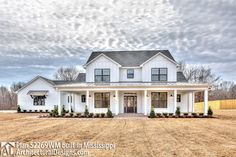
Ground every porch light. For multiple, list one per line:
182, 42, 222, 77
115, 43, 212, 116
89, 95, 91, 97
170, 94, 173, 97
113, 95, 116, 97
146, 94, 149, 97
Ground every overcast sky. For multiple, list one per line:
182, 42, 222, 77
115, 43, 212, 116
0, 0, 235, 85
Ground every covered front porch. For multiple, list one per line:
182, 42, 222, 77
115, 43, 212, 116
56, 85, 209, 116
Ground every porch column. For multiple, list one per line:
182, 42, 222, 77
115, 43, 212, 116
68, 93, 72, 113
192, 92, 195, 113
58, 92, 62, 115
173, 90, 177, 115
115, 90, 119, 115
188, 92, 192, 113
86, 90, 90, 112
144, 90, 147, 115
204, 89, 208, 115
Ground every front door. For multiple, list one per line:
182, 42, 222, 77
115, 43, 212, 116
124, 96, 137, 113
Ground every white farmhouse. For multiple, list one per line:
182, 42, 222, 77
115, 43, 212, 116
17, 50, 209, 115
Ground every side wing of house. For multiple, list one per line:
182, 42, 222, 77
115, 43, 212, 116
17, 77, 59, 112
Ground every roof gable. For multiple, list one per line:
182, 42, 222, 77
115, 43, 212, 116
17, 76, 55, 93
85, 50, 176, 67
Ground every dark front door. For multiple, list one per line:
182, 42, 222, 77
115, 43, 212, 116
124, 96, 137, 113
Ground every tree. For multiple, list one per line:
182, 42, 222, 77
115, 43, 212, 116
54, 66, 80, 81
11, 82, 25, 92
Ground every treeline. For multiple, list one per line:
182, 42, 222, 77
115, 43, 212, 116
0, 82, 25, 110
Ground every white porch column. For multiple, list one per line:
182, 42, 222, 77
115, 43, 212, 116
86, 90, 90, 112
58, 92, 62, 115
192, 92, 195, 113
173, 90, 177, 115
115, 90, 119, 115
188, 92, 192, 113
204, 89, 208, 115
68, 93, 72, 113
144, 90, 147, 115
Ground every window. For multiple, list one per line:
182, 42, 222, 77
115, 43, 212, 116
81, 95, 86, 103
127, 69, 134, 78
151, 92, 167, 108
33, 96, 45, 106
177, 94, 181, 102
95, 69, 110, 82
94, 93, 110, 108
151, 68, 167, 81
67, 95, 72, 103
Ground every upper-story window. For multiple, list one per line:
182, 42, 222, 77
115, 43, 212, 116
151, 68, 168, 81
95, 69, 110, 82
127, 69, 134, 79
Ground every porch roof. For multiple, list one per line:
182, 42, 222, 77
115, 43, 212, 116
55, 82, 209, 90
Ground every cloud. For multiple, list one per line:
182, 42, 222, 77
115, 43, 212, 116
0, 0, 235, 84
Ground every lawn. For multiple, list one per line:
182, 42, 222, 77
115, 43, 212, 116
0, 110, 235, 157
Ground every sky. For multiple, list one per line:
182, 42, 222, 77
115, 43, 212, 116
0, 0, 235, 85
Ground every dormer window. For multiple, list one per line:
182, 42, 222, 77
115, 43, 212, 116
151, 68, 168, 81
127, 69, 134, 79
95, 69, 110, 83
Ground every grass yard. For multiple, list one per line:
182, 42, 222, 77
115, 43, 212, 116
0, 110, 235, 157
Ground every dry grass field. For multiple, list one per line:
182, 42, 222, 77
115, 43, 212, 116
0, 110, 235, 157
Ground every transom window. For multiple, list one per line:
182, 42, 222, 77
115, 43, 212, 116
151, 68, 168, 81
151, 92, 167, 108
94, 93, 110, 108
95, 69, 110, 82
127, 69, 134, 78
33, 96, 45, 106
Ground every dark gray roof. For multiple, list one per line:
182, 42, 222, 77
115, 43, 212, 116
75, 73, 86, 82
177, 72, 188, 82
86, 50, 176, 67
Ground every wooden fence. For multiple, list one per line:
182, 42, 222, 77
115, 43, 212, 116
194, 99, 236, 112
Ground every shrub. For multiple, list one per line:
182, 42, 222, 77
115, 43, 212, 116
101, 113, 105, 118
29, 110, 32, 113
76, 113, 81, 117
149, 107, 156, 118
84, 105, 89, 117
163, 113, 168, 117
199, 113, 204, 116
89, 113, 94, 118
49, 112, 53, 117
70, 112, 73, 117
208, 106, 213, 116
107, 108, 113, 118
156, 113, 162, 117
17, 105, 21, 113
61, 105, 66, 117
183, 113, 188, 116
45, 110, 48, 113
53, 105, 58, 116
39, 110, 43, 113
169, 113, 173, 116
95, 113, 100, 118
175, 107, 181, 116
23, 110, 26, 113
34, 110, 38, 113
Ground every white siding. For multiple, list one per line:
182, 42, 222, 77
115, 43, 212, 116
17, 78, 59, 112
142, 54, 177, 82
85, 55, 120, 82
119, 68, 142, 82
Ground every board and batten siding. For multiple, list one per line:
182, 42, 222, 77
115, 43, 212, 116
17, 78, 59, 111
142, 54, 177, 82
119, 68, 142, 82
85, 55, 120, 82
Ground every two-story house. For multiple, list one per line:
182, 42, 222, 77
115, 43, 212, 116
17, 50, 209, 116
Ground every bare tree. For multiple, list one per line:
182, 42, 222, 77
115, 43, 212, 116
11, 82, 25, 92
54, 66, 80, 81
